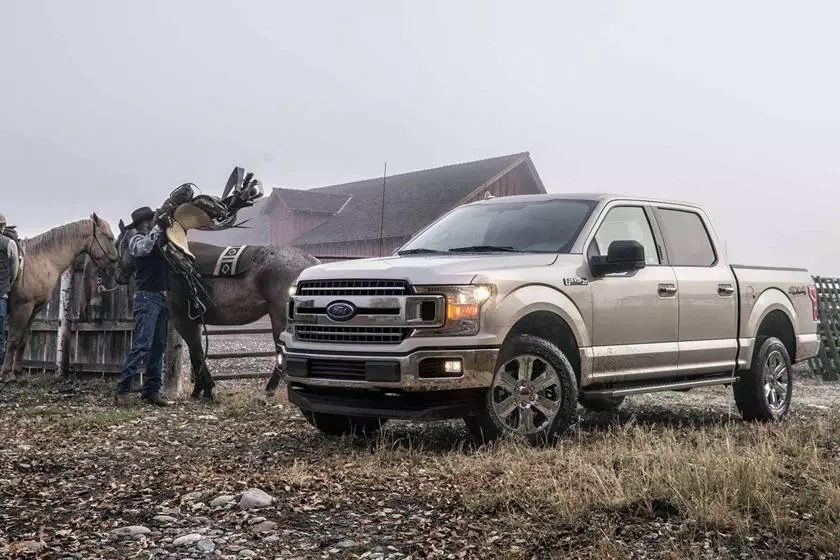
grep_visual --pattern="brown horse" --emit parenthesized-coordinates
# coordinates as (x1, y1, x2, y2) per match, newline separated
(112, 230, 318, 400)
(2, 215, 119, 382)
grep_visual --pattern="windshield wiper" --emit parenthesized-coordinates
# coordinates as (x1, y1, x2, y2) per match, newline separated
(397, 248, 444, 256)
(448, 245, 519, 253)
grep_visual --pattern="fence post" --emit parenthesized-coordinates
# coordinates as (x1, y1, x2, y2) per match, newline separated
(164, 323, 185, 396)
(55, 268, 74, 376)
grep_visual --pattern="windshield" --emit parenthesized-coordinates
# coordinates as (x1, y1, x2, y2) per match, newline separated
(399, 198, 597, 254)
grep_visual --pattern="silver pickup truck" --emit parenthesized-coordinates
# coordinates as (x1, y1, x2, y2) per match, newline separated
(280, 194, 820, 443)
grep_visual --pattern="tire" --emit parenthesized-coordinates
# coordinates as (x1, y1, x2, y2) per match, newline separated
(733, 336, 793, 421)
(467, 334, 578, 445)
(301, 410, 386, 437)
(579, 394, 625, 412)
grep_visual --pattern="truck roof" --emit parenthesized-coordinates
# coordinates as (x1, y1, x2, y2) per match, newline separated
(473, 192, 703, 210)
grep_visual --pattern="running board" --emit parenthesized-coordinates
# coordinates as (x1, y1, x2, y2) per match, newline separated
(583, 374, 737, 398)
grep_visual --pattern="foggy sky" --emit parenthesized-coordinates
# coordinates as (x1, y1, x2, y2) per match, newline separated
(3, 1, 839, 273)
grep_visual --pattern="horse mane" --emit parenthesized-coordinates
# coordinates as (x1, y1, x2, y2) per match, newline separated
(24, 219, 92, 254)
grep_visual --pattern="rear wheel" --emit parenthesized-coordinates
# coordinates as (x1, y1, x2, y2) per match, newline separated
(301, 410, 386, 437)
(579, 394, 625, 412)
(733, 337, 793, 421)
(467, 334, 578, 445)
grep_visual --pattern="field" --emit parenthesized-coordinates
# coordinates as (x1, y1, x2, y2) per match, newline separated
(1, 368, 839, 560)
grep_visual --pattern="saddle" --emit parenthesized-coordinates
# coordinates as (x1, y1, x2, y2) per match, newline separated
(158, 167, 263, 318)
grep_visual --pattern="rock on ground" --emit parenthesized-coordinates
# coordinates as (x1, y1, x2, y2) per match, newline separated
(111, 525, 151, 537)
(173, 533, 204, 547)
(238, 488, 273, 510)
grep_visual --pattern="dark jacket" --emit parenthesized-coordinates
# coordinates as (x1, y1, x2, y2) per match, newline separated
(128, 226, 169, 293)
(0, 235, 12, 295)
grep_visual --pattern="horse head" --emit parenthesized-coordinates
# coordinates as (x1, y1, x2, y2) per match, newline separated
(89, 213, 120, 265)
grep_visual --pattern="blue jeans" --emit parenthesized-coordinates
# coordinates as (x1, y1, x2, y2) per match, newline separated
(117, 291, 168, 396)
(0, 297, 6, 369)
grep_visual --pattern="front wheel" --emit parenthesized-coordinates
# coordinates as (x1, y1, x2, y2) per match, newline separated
(733, 337, 793, 421)
(301, 410, 386, 437)
(467, 334, 578, 445)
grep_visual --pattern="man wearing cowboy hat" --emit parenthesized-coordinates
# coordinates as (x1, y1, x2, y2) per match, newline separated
(115, 206, 173, 406)
(0, 213, 11, 373)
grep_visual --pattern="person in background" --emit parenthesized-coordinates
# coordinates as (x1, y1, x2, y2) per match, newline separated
(114, 206, 172, 406)
(0, 214, 11, 376)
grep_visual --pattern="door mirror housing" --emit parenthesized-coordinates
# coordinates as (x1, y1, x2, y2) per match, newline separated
(590, 240, 647, 276)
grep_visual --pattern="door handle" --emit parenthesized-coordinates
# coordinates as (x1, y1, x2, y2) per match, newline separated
(658, 283, 677, 297)
(718, 284, 735, 296)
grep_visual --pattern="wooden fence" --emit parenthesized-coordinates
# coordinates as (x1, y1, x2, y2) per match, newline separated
(23, 255, 136, 375)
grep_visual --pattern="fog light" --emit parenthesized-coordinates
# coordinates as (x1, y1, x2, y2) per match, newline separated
(276, 353, 284, 368)
(444, 360, 463, 374)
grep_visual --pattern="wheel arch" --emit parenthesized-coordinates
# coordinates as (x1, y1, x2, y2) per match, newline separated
(492, 285, 588, 381)
(742, 288, 798, 365)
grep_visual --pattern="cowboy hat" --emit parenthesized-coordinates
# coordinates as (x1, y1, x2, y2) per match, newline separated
(127, 206, 155, 229)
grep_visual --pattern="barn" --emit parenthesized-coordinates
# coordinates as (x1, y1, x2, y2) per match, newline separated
(191, 152, 546, 259)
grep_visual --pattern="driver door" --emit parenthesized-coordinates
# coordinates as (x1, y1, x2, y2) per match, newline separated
(587, 204, 679, 383)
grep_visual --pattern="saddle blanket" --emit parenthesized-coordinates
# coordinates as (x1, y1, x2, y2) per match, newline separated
(189, 242, 257, 278)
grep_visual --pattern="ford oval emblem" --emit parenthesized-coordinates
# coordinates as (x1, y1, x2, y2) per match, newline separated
(325, 301, 357, 322)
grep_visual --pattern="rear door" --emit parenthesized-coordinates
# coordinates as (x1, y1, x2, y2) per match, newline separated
(586, 203, 679, 383)
(653, 206, 738, 375)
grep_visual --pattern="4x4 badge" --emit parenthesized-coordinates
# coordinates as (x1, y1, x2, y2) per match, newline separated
(564, 277, 589, 286)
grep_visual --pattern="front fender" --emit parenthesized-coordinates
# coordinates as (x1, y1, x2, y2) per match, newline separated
(489, 284, 590, 348)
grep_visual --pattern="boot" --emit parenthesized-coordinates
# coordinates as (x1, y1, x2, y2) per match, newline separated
(141, 393, 170, 407)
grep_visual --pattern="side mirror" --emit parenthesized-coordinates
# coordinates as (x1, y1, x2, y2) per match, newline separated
(590, 240, 646, 277)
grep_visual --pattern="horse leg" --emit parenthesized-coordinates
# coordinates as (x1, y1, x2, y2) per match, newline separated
(265, 301, 287, 394)
(173, 317, 214, 401)
(2, 303, 35, 383)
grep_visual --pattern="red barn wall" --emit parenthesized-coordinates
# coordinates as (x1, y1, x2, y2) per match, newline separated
(266, 204, 331, 246)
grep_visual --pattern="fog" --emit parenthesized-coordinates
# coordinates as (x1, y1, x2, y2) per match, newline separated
(2, 1, 839, 272)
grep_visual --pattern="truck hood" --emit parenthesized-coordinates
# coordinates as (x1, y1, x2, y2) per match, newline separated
(299, 253, 560, 285)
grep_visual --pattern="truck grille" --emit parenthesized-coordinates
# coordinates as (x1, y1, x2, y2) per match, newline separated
(295, 325, 411, 345)
(297, 279, 410, 297)
(309, 358, 366, 381)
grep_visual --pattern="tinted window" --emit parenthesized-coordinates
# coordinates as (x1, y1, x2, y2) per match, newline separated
(592, 206, 660, 265)
(656, 208, 716, 266)
(399, 199, 597, 254)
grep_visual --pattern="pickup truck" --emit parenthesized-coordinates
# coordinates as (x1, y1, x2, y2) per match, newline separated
(280, 194, 820, 443)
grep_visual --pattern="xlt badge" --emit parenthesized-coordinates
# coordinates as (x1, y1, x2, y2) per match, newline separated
(563, 277, 589, 286)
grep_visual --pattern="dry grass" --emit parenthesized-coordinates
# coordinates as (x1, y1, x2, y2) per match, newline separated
(432, 416, 840, 553)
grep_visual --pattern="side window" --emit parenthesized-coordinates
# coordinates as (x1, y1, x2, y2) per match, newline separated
(656, 208, 716, 266)
(592, 206, 660, 265)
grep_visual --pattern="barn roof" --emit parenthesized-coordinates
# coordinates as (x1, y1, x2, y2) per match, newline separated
(288, 152, 537, 246)
(261, 188, 351, 215)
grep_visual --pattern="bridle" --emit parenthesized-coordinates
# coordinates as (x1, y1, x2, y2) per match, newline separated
(86, 219, 120, 293)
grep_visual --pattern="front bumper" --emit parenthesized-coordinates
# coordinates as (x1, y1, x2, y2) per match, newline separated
(280, 344, 499, 392)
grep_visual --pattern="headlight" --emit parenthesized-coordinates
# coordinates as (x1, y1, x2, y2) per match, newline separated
(413, 284, 494, 337)
(288, 285, 297, 297)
